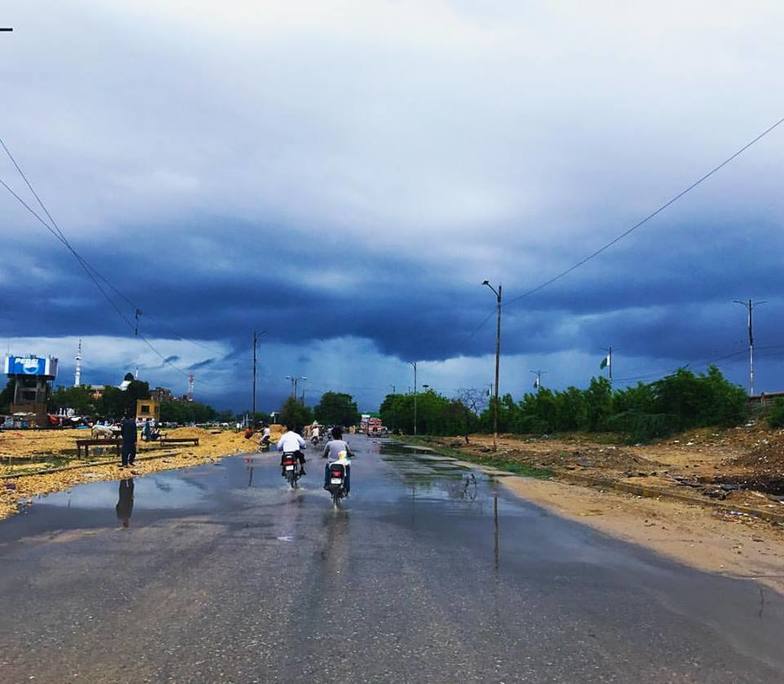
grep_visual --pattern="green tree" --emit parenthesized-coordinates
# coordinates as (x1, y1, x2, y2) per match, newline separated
(50, 385, 95, 415)
(585, 377, 613, 431)
(0, 379, 16, 413)
(278, 397, 313, 431)
(159, 399, 218, 424)
(314, 392, 360, 426)
(97, 380, 150, 419)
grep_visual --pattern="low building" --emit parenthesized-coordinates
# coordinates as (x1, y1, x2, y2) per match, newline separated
(136, 398, 160, 423)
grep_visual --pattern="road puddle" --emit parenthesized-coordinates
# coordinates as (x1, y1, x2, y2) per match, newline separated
(0, 455, 273, 541)
(380, 441, 498, 505)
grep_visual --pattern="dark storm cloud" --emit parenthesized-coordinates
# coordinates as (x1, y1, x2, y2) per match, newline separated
(4, 1, 784, 408)
(4, 212, 784, 371)
(187, 358, 215, 371)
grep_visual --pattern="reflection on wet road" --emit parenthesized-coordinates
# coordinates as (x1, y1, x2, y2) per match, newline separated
(0, 435, 783, 682)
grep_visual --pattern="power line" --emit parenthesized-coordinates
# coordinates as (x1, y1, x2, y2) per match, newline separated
(505, 115, 784, 308)
(0, 137, 220, 384)
(466, 115, 784, 339)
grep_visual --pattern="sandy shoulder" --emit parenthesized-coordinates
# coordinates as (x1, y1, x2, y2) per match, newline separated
(491, 470, 784, 594)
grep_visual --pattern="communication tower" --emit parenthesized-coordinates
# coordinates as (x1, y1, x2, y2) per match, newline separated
(187, 373, 194, 402)
(74, 339, 82, 387)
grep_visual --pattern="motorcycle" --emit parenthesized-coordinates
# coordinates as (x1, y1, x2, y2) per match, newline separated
(326, 461, 348, 506)
(258, 435, 271, 453)
(281, 452, 303, 488)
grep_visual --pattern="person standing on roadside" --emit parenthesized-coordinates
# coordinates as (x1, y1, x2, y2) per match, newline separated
(120, 411, 137, 468)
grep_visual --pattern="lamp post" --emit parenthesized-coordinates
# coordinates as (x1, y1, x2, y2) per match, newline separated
(483, 280, 502, 451)
(252, 330, 266, 420)
(286, 375, 307, 400)
(410, 361, 417, 435)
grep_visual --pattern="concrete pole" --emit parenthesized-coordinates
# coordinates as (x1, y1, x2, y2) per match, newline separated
(410, 362, 417, 435)
(252, 330, 257, 417)
(493, 285, 502, 452)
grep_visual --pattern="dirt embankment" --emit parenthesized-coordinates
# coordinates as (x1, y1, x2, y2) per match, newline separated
(0, 427, 257, 519)
(429, 426, 784, 514)
(420, 428, 784, 592)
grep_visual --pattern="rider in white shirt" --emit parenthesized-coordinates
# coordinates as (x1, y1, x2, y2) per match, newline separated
(277, 425, 307, 476)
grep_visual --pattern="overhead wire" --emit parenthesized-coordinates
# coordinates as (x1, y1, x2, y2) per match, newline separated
(504, 114, 784, 308)
(467, 115, 784, 340)
(0, 137, 227, 385)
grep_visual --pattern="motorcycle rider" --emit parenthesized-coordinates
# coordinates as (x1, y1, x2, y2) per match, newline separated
(322, 426, 353, 493)
(259, 423, 271, 450)
(277, 424, 307, 476)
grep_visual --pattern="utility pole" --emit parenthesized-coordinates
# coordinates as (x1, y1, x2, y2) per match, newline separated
(252, 331, 266, 417)
(483, 280, 502, 451)
(134, 308, 143, 337)
(410, 362, 417, 435)
(734, 299, 765, 396)
(530, 369, 546, 390)
(389, 384, 396, 394)
(252, 331, 257, 417)
(187, 373, 194, 401)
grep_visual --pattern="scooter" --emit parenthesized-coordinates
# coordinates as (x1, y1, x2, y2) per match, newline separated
(281, 452, 303, 488)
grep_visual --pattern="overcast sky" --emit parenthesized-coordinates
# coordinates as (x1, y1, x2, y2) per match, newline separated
(2, 1, 784, 411)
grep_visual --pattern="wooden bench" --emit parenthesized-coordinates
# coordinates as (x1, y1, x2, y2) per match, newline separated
(75, 438, 122, 459)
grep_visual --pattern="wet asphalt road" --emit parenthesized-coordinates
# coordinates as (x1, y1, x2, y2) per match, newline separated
(0, 435, 783, 683)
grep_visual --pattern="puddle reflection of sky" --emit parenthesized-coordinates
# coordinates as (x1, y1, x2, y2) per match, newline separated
(36, 473, 209, 511)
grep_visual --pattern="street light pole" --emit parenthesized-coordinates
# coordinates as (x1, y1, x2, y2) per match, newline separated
(410, 361, 417, 435)
(252, 330, 258, 418)
(483, 280, 502, 452)
(285, 375, 305, 399)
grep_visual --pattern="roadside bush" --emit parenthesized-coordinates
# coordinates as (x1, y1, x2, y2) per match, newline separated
(767, 398, 784, 428)
(378, 366, 747, 439)
(605, 410, 677, 443)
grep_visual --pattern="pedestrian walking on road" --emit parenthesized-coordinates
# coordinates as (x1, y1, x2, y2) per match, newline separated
(120, 412, 137, 468)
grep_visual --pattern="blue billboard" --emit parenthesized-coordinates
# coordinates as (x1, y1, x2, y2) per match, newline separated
(3, 355, 58, 378)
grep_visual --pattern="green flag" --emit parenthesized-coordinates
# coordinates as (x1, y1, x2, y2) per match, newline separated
(600, 354, 610, 369)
